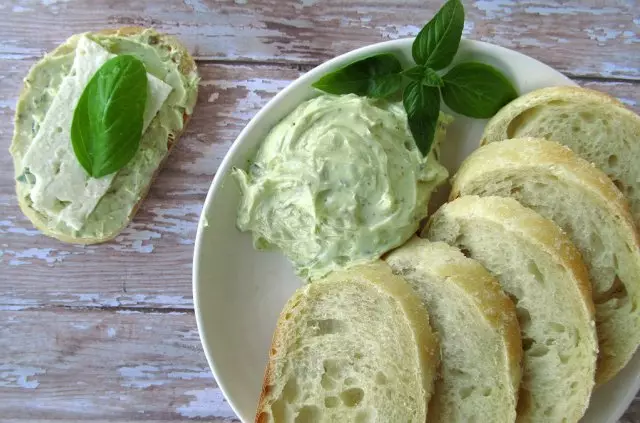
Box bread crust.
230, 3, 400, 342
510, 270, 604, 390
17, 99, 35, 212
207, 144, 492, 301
11, 27, 198, 244
424, 195, 597, 422
450, 138, 640, 383
480, 86, 638, 146
386, 237, 522, 423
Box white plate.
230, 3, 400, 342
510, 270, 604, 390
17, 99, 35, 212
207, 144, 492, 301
193, 38, 640, 423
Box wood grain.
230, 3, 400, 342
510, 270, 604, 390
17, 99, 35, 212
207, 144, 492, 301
0, 309, 240, 422
1, 60, 639, 311
1, 0, 638, 79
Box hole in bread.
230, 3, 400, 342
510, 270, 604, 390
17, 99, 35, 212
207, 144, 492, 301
543, 405, 555, 416
52, 162, 61, 175
270, 398, 287, 422
324, 396, 339, 408
527, 261, 544, 284
355, 409, 374, 423
459, 247, 471, 258
340, 387, 364, 407
506, 107, 543, 138
282, 377, 299, 403
55, 126, 63, 133
594, 274, 627, 305
590, 232, 605, 257
375, 372, 387, 385
516, 307, 532, 331
344, 377, 356, 386
528, 343, 550, 357
559, 352, 571, 364
459, 386, 474, 399
308, 319, 346, 336
295, 405, 321, 422
510, 186, 521, 195
482, 387, 492, 397
579, 111, 595, 122
323, 359, 342, 378
608, 154, 619, 168
321, 373, 336, 390
522, 337, 534, 351
612, 179, 626, 193
549, 322, 566, 333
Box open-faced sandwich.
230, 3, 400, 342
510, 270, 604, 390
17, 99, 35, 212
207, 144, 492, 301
10, 27, 199, 244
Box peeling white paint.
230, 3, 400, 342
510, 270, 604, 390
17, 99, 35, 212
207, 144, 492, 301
3, 247, 70, 266
176, 387, 236, 419
524, 5, 620, 16
208, 92, 220, 103
475, 0, 514, 20
118, 365, 212, 390
110, 225, 161, 254
379, 24, 420, 39
587, 27, 622, 43
0, 365, 45, 389
107, 327, 117, 338
183, 0, 209, 13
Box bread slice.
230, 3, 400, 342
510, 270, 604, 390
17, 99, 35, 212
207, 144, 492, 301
385, 236, 522, 423
480, 86, 640, 226
255, 261, 439, 423
10, 27, 199, 244
425, 196, 597, 423
450, 138, 640, 384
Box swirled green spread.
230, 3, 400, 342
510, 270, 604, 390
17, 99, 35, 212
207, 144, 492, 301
234, 94, 452, 280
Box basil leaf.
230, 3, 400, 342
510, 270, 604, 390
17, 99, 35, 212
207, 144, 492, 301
71, 55, 148, 178
412, 0, 464, 70
402, 65, 426, 81
441, 62, 518, 118
423, 68, 444, 87
403, 81, 441, 156
312, 53, 403, 98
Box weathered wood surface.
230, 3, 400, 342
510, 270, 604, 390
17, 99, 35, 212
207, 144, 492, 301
1, 0, 639, 421
0, 309, 239, 422
0, 0, 639, 79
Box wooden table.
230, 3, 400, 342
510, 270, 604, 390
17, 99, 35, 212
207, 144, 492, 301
1, 1, 638, 421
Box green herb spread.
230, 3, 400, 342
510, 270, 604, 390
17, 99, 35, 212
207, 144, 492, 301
234, 94, 451, 280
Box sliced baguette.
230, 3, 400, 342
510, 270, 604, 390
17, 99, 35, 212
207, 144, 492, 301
10, 27, 199, 244
481, 86, 640, 226
451, 137, 640, 383
255, 261, 439, 423
425, 196, 597, 423
385, 236, 522, 423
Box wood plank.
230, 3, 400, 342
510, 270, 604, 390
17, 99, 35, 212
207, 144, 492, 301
1, 0, 639, 79
1, 308, 639, 421
1, 61, 639, 310
0, 309, 240, 422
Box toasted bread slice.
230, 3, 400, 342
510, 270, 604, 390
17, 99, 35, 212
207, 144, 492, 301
10, 27, 199, 244
481, 86, 640, 227
425, 196, 597, 423
255, 261, 439, 423
385, 237, 522, 423
451, 138, 640, 383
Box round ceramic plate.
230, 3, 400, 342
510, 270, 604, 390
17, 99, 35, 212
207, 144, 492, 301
193, 38, 640, 423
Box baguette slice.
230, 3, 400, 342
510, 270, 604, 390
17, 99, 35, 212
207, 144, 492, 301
425, 196, 597, 423
10, 27, 199, 244
255, 261, 439, 423
451, 138, 640, 383
481, 86, 640, 226
385, 237, 522, 423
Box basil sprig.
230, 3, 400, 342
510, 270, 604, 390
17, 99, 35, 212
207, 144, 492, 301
311, 0, 518, 156
71, 55, 148, 178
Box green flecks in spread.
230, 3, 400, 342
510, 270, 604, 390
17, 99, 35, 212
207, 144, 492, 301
233, 94, 451, 280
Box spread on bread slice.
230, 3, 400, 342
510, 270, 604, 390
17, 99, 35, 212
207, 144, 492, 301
255, 261, 439, 423
425, 196, 597, 423
10, 27, 199, 244
481, 86, 640, 227
451, 138, 640, 384
386, 237, 522, 423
